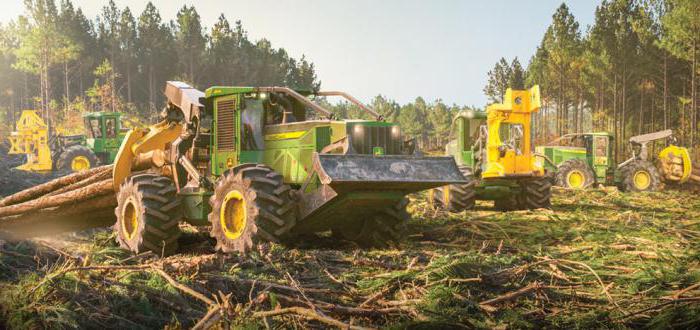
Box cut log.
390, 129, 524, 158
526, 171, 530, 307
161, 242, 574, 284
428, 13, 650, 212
0, 195, 117, 240
0, 166, 112, 207
0, 180, 113, 218
46, 169, 113, 197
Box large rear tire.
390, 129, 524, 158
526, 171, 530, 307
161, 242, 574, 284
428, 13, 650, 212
428, 167, 476, 213
208, 164, 296, 254
518, 176, 552, 209
619, 160, 661, 192
556, 159, 595, 189
333, 198, 409, 248
55, 145, 100, 173
114, 174, 182, 257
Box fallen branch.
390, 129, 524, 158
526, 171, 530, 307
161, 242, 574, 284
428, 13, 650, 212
252, 306, 373, 330
479, 281, 543, 312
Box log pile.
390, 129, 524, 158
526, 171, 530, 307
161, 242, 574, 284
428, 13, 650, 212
0, 165, 117, 240
658, 152, 700, 190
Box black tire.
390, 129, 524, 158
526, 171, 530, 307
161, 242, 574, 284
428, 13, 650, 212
208, 164, 296, 254
429, 167, 476, 213
333, 198, 410, 248
555, 159, 595, 189
518, 176, 553, 209
55, 145, 100, 173
114, 174, 181, 257
619, 160, 661, 192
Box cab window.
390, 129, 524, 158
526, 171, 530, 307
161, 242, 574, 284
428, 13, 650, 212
105, 118, 117, 138
595, 136, 608, 157
88, 118, 102, 138
464, 118, 485, 149
241, 99, 265, 151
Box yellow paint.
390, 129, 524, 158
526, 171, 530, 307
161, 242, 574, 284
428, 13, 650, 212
70, 156, 91, 172
220, 190, 247, 239
658, 145, 692, 183
7, 110, 53, 172
567, 170, 585, 188
633, 170, 651, 190
264, 131, 307, 141
112, 121, 183, 192
122, 198, 139, 240
483, 86, 544, 179
443, 186, 451, 206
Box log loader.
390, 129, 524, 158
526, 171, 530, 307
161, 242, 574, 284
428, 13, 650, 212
0, 82, 465, 256
429, 86, 552, 212
7, 110, 126, 173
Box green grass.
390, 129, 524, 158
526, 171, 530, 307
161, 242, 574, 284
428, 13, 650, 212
0, 188, 698, 329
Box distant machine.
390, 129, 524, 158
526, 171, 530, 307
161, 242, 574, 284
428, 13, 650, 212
7, 110, 126, 173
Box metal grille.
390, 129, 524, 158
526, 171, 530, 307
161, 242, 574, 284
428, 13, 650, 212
217, 99, 236, 151
351, 125, 401, 155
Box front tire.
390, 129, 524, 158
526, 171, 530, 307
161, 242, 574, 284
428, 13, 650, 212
619, 160, 661, 192
114, 174, 182, 257
556, 159, 594, 189
333, 198, 409, 248
518, 176, 552, 209
208, 164, 296, 254
55, 145, 100, 173
429, 167, 476, 213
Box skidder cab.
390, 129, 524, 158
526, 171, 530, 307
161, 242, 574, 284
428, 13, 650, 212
430, 86, 553, 212
111, 82, 465, 256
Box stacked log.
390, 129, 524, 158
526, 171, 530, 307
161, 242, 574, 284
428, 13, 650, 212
0, 166, 117, 240
658, 152, 700, 191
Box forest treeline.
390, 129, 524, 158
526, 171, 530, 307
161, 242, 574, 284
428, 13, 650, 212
485, 0, 699, 155
0, 0, 698, 155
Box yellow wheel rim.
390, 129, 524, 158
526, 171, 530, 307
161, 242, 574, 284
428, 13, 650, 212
122, 198, 139, 240
566, 170, 585, 188
220, 190, 247, 240
633, 170, 651, 190
71, 156, 90, 172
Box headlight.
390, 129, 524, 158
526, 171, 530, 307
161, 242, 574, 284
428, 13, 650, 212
391, 126, 400, 138
353, 125, 364, 136
258, 92, 268, 100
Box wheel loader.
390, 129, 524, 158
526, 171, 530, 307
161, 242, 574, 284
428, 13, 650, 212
0, 81, 465, 256
538, 130, 696, 191
6, 110, 126, 173
429, 86, 552, 212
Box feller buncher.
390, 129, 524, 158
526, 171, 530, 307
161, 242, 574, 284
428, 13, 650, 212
7, 110, 126, 173
538, 130, 699, 191
0, 81, 465, 256
429, 86, 552, 212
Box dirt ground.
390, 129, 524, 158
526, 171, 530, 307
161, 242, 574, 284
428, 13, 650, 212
0, 188, 698, 329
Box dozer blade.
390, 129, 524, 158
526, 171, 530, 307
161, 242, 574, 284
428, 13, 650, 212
293, 153, 466, 234
314, 153, 466, 192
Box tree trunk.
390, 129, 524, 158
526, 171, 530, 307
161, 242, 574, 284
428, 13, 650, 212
639, 87, 644, 135
692, 38, 697, 148
613, 73, 618, 160
126, 59, 132, 104
64, 61, 70, 102
664, 53, 668, 130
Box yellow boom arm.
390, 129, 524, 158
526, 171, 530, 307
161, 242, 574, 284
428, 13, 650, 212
112, 120, 183, 191
482, 86, 544, 179
7, 110, 53, 172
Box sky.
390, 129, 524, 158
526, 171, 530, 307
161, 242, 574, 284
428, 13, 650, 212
0, 0, 600, 107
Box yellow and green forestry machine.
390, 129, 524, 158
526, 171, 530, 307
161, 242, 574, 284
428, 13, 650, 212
10, 81, 460, 256
7, 110, 126, 173
430, 86, 552, 212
